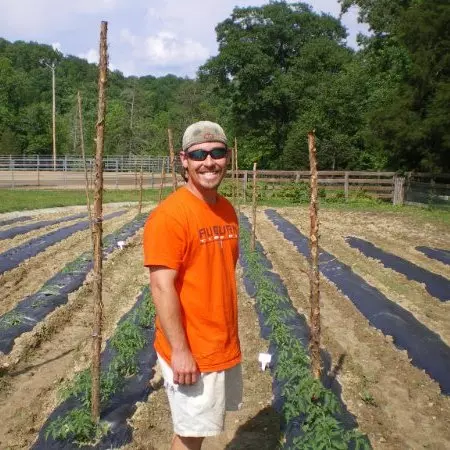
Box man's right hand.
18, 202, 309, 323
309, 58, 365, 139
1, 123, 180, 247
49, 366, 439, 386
171, 349, 200, 385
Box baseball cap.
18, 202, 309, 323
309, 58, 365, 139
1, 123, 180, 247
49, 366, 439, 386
182, 121, 227, 151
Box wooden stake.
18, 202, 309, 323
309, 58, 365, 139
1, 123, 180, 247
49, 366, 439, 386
168, 128, 177, 191
138, 163, 143, 214
251, 162, 257, 251
308, 131, 321, 379
158, 159, 166, 204
234, 137, 240, 214
91, 20, 108, 423
77, 91, 93, 230
231, 142, 235, 206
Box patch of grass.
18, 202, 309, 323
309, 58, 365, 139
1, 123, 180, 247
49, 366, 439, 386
240, 225, 370, 449
45, 287, 155, 446
0, 311, 24, 329
0, 188, 173, 213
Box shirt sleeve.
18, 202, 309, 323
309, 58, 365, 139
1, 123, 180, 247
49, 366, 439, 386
143, 209, 186, 270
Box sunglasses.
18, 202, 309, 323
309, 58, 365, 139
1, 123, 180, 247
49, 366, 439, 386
185, 147, 228, 161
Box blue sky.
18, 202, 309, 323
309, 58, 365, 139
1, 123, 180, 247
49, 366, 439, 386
0, 0, 369, 77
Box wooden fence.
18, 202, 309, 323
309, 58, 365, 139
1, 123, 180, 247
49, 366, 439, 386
226, 170, 403, 203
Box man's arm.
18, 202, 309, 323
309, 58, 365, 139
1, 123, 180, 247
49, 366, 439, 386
149, 266, 199, 385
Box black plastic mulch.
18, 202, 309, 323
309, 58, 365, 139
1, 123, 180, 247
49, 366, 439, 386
0, 210, 126, 275
0, 212, 87, 240
0, 216, 33, 227
33, 287, 157, 449
239, 214, 362, 448
346, 236, 450, 302
416, 246, 450, 266
0, 213, 148, 354
265, 209, 450, 395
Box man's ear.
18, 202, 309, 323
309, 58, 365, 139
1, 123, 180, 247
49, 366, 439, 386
180, 151, 188, 169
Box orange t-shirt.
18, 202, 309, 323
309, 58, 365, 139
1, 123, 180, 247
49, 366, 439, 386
143, 187, 241, 372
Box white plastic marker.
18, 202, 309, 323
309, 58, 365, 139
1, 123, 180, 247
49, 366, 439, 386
258, 352, 272, 371
117, 240, 125, 250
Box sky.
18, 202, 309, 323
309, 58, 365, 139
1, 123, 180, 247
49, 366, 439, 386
0, 0, 369, 78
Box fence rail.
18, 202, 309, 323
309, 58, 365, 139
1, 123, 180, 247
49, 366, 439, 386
1, 156, 449, 206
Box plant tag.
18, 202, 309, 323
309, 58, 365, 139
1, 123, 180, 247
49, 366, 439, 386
117, 240, 125, 250
258, 352, 272, 371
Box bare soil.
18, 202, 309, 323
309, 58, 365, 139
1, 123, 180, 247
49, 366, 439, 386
251, 206, 450, 449
0, 207, 138, 318
0, 205, 449, 449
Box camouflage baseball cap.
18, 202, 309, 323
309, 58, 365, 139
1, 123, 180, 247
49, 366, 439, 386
182, 121, 227, 151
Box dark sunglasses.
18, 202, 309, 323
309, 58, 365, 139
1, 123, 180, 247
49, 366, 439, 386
186, 147, 228, 161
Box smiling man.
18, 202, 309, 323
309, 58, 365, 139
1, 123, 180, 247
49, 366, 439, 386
143, 121, 242, 450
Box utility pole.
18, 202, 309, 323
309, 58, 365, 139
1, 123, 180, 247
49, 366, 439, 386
41, 59, 57, 170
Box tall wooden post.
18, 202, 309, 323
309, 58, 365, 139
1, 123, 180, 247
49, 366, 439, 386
91, 20, 108, 423
308, 131, 321, 379
168, 128, 178, 191
158, 158, 166, 204
234, 137, 240, 213
231, 142, 236, 206
77, 91, 93, 228
251, 162, 257, 251
138, 163, 144, 214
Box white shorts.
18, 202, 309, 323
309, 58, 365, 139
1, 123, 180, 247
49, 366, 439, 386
157, 354, 243, 437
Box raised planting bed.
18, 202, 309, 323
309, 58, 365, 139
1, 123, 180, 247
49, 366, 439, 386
0, 210, 126, 275
0, 212, 87, 240
416, 246, 450, 266
0, 216, 33, 227
346, 237, 450, 302
265, 209, 450, 395
239, 214, 370, 449
0, 213, 148, 354
33, 286, 157, 449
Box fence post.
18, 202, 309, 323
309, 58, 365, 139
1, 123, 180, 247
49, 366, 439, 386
243, 170, 248, 203
37, 154, 40, 187
115, 160, 119, 189
393, 176, 405, 205
295, 171, 300, 183
64, 155, 68, 187
151, 170, 154, 188
10, 156, 15, 188
344, 171, 349, 201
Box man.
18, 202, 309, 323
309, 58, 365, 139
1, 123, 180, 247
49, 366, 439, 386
143, 121, 242, 450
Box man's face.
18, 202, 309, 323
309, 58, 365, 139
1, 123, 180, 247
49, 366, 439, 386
181, 142, 229, 192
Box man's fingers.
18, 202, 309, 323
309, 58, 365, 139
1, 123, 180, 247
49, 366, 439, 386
184, 373, 192, 385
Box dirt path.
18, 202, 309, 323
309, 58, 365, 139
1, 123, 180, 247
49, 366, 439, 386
126, 265, 280, 450
0, 227, 149, 449
253, 208, 450, 449
0, 208, 140, 318
279, 207, 450, 348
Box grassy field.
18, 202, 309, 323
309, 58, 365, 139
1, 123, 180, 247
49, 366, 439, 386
1, 188, 449, 226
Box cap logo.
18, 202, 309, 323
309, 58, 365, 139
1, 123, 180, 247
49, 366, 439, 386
203, 132, 214, 140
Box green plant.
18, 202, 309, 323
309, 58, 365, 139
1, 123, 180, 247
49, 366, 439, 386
239, 225, 370, 449
0, 311, 24, 329
46, 287, 155, 445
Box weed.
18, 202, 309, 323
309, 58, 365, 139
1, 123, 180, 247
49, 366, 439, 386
0, 311, 24, 329
360, 390, 377, 406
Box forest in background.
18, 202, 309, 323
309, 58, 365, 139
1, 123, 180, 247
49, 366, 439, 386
0, 1, 449, 172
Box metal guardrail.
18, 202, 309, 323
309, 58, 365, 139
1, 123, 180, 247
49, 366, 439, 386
0, 155, 173, 172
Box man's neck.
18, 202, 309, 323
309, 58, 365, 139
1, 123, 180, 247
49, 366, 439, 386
185, 183, 218, 205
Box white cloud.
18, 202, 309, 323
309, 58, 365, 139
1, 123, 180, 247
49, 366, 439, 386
51, 42, 62, 52
120, 28, 209, 67
0, 0, 370, 77
78, 48, 99, 64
